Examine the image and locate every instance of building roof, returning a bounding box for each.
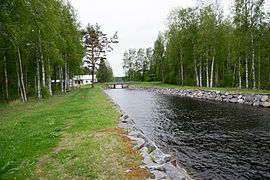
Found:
[73,75,96,80]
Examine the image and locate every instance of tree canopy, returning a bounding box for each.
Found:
[82,23,118,88]
[122,0,270,90]
[0,0,84,102]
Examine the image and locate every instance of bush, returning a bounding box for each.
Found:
[41,86,50,98]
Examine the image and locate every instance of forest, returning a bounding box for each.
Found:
[122,0,270,90]
[0,0,117,102]
[0,0,84,102]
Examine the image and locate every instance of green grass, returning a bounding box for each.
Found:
[131,82,270,94]
[0,85,148,179]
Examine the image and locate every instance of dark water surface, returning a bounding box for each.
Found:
[105,89,270,180]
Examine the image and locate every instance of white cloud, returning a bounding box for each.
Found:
[69,0,270,76]
[70,0,244,76]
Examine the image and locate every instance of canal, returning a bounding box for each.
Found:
[105,88,270,179]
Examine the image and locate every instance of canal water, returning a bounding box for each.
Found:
[105,89,270,179]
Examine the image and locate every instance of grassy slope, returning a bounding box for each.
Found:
[0,86,150,179]
[131,82,270,94]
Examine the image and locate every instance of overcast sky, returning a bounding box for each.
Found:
[68,0,269,77]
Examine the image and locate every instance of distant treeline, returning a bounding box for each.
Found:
[123,0,270,90]
[0,0,84,102]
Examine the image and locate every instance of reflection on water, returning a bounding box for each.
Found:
[105,89,270,179]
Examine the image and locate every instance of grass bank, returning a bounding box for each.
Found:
[0,85,150,179]
[131,82,270,94]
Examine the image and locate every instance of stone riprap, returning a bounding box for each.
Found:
[103,89,192,180]
[129,86,270,108]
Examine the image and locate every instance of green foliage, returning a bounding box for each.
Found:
[0,0,84,101]
[82,23,118,88]
[97,59,115,82]
[123,0,270,90]
[122,48,153,82]
[131,82,270,94]
[41,86,50,99]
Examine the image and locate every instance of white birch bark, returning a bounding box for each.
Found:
[39,30,45,88]
[245,32,249,89]
[47,58,52,96]
[67,61,70,91]
[35,43,41,99]
[251,34,256,89]
[194,56,199,87]
[64,50,68,92]
[210,56,214,88]
[239,56,242,89]
[199,56,202,87]
[192,40,199,87]
[16,61,24,102]
[17,47,27,101]
[206,50,209,88]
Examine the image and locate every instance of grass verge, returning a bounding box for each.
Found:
[0,85,152,179]
[131,82,270,94]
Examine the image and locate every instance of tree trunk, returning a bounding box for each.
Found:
[91,46,95,88]
[47,59,52,96]
[194,55,199,87]
[54,64,57,92]
[239,56,242,89]
[199,56,202,87]
[17,47,27,101]
[215,66,219,86]
[3,50,8,100]
[181,63,184,86]
[233,62,237,87]
[35,42,41,99]
[64,50,68,92]
[178,64,181,86]
[210,56,214,88]
[72,72,74,90]
[180,48,184,86]
[67,61,70,91]
[211,21,216,88]
[92,63,95,88]
[77,69,80,88]
[162,70,164,83]
[59,64,63,93]
[39,29,45,88]
[206,50,209,88]
[16,60,24,102]
[258,53,261,89]
[251,34,256,89]
[35,75,37,95]
[25,67,28,91]
[245,32,249,89]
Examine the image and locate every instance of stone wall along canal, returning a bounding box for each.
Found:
[105,88,270,179]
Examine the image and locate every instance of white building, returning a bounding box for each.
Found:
[51,75,97,87]
[72,75,97,86]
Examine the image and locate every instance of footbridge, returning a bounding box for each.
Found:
[106,82,130,89]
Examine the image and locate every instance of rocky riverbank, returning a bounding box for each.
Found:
[129,86,270,108]
[103,89,193,180]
